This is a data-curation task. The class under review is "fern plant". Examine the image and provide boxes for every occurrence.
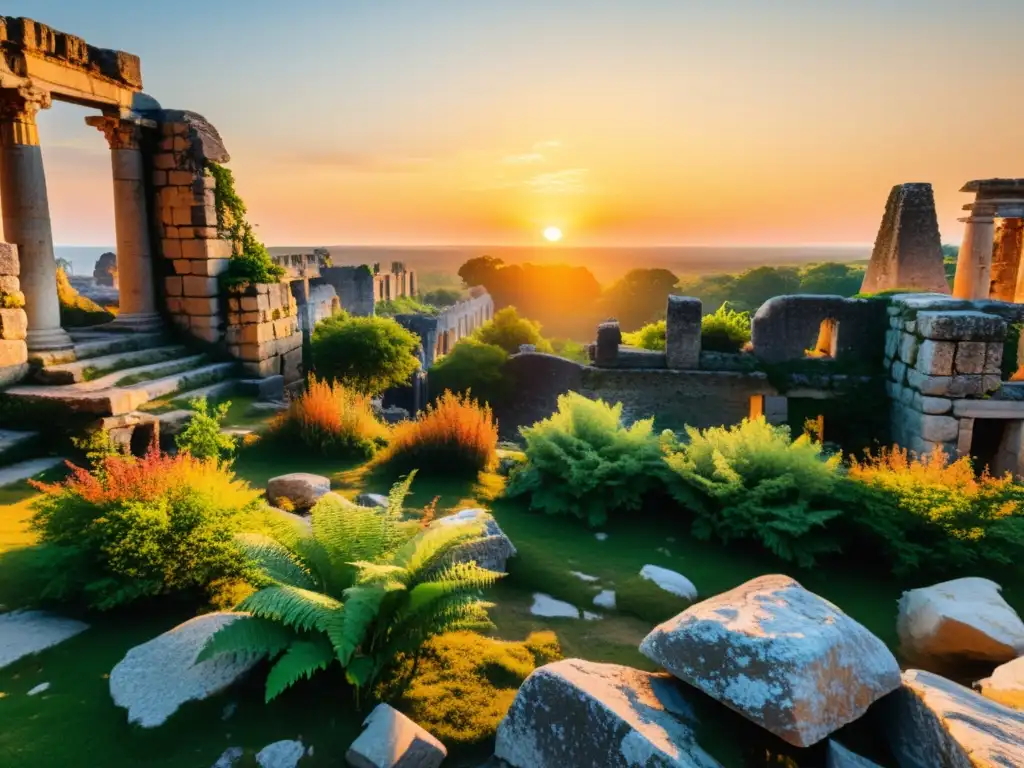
[198,472,501,704]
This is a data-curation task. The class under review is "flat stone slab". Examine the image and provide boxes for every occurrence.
[0,457,66,488]
[976,655,1024,710]
[109,612,261,728]
[530,594,579,619]
[256,740,305,768]
[347,703,447,768]
[640,565,698,601]
[0,611,89,669]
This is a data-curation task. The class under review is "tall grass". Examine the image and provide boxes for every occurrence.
[269,375,388,458]
[382,390,498,475]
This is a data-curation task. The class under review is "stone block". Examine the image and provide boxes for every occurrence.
[898,332,918,366]
[171,207,192,226]
[885,330,899,359]
[189,259,229,277]
[947,375,985,398]
[0,242,19,276]
[165,297,183,314]
[0,338,28,367]
[151,170,167,186]
[194,227,219,239]
[920,396,952,415]
[916,311,1007,342]
[0,308,27,341]
[282,347,303,385]
[906,369,950,396]
[182,276,219,297]
[273,317,295,339]
[181,297,219,316]
[240,296,259,312]
[955,342,986,375]
[168,170,193,186]
[595,321,621,366]
[164,276,183,297]
[191,205,217,227]
[171,259,192,275]
[985,343,1005,376]
[189,325,221,344]
[181,238,231,261]
[188,315,221,331]
[161,239,182,259]
[268,285,283,310]
[920,414,959,443]
[228,298,240,312]
[916,340,955,376]
[0,275,19,294]
[891,360,907,384]
[241,310,263,324]
[898,385,914,407]
[239,323,274,345]
[242,357,282,378]
[666,296,702,369]
[983,375,1001,393]
[153,152,178,170]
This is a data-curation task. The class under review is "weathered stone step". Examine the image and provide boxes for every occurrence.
[0,456,66,488]
[36,345,189,384]
[169,379,240,407]
[121,362,237,404]
[67,332,167,362]
[0,429,40,465]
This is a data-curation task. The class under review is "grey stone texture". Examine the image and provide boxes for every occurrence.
[266,473,331,511]
[315,266,375,317]
[916,311,1007,342]
[665,296,702,369]
[255,740,305,768]
[433,508,517,573]
[0,610,89,670]
[346,703,447,768]
[751,295,887,365]
[954,341,987,374]
[861,183,950,295]
[594,321,622,366]
[916,340,955,376]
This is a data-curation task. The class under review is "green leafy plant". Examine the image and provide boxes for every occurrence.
[700,303,751,353]
[311,313,421,395]
[472,307,553,355]
[549,338,590,363]
[56,267,114,327]
[176,397,236,463]
[663,417,842,566]
[198,473,501,704]
[421,288,464,307]
[208,162,285,286]
[428,339,509,405]
[622,320,666,351]
[507,393,667,525]
[375,296,439,317]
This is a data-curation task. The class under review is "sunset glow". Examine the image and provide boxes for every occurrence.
[543,226,563,243]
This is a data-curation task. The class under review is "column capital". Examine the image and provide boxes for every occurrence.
[0,86,52,147]
[85,114,149,150]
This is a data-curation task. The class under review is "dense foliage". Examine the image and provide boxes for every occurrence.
[472,307,553,355]
[176,397,235,463]
[268,376,387,458]
[208,163,285,286]
[56,267,114,327]
[507,393,667,525]
[549,337,590,363]
[428,339,510,406]
[26,448,262,609]
[383,391,499,475]
[375,296,439,317]
[664,419,843,567]
[199,476,500,703]
[421,288,464,307]
[599,268,679,331]
[700,303,751,353]
[622,320,666,351]
[311,313,421,395]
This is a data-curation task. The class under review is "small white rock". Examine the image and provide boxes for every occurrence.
[256,739,305,768]
[583,611,603,621]
[211,747,244,768]
[639,564,698,601]
[569,571,599,583]
[593,590,617,610]
[530,593,579,618]
[27,682,49,696]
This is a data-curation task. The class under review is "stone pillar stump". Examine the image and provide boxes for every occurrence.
[952,212,996,300]
[666,295,702,369]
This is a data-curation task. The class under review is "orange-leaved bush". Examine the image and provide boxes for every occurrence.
[268,375,388,458]
[26,446,262,610]
[382,390,498,475]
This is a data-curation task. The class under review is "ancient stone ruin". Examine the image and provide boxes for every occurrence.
[952,179,1024,301]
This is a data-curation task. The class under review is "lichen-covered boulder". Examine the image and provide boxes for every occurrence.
[433,508,516,573]
[110,612,261,728]
[494,658,721,767]
[976,656,1024,710]
[897,577,1024,664]
[267,473,331,511]
[346,703,446,768]
[884,669,1024,767]
[639,574,901,748]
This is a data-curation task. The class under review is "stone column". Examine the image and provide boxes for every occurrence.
[952,209,996,300]
[0,87,73,353]
[87,114,161,332]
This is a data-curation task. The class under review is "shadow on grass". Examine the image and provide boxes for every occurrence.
[335,461,505,515]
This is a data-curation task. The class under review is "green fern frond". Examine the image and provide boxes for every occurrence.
[264,635,336,702]
[391,521,486,576]
[349,562,410,585]
[196,615,294,664]
[405,563,501,615]
[387,470,418,518]
[238,584,342,633]
[311,494,404,568]
[236,533,318,590]
[330,584,388,665]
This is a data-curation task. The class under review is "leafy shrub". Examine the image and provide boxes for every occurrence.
[385,630,561,745]
[549,338,590,363]
[622,320,666,351]
[268,376,388,458]
[375,296,439,317]
[56,267,114,327]
[700,303,751,353]
[429,339,509,405]
[311,313,421,395]
[208,162,285,286]
[27,448,262,609]
[422,288,464,307]
[382,391,498,475]
[841,447,1024,576]
[199,475,500,703]
[177,397,235,463]
[507,393,667,525]
[473,307,553,355]
[663,417,842,567]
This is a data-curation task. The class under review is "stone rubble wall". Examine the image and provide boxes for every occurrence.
[751,295,887,365]
[226,283,303,385]
[0,242,29,388]
[314,266,375,317]
[292,281,340,342]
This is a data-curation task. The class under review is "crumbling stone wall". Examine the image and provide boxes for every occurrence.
[315,266,375,316]
[226,283,303,384]
[752,295,886,366]
[292,282,340,342]
[0,242,28,388]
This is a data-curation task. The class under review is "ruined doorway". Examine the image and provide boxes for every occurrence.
[969,418,1023,477]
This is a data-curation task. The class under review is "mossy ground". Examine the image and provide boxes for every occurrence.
[2,412,1022,767]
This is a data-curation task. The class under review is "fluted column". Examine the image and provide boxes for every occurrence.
[86,114,161,332]
[952,208,997,300]
[0,87,73,352]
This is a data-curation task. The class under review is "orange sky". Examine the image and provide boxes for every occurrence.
[22,0,1024,248]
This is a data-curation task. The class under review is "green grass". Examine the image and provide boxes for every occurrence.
[114,357,208,387]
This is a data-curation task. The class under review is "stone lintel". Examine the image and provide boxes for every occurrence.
[952,399,1024,419]
[961,178,1024,195]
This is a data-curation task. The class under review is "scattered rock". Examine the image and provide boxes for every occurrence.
[256,740,305,768]
[530,594,579,619]
[495,659,720,767]
[639,574,901,748]
[826,741,881,768]
[569,571,599,583]
[212,747,244,768]
[639,565,698,601]
[897,577,1024,664]
[976,655,1024,710]
[0,610,89,670]
[582,611,603,621]
[27,682,50,696]
[434,508,517,573]
[593,590,616,610]
[355,492,389,509]
[885,669,1024,767]
[109,612,262,728]
[266,473,331,511]
[93,251,117,288]
[594,532,608,541]
[346,702,447,768]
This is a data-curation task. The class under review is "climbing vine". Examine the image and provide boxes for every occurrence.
[207,162,284,286]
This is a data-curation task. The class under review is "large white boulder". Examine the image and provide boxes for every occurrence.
[495,658,721,767]
[346,703,447,768]
[434,508,516,573]
[266,473,331,511]
[639,565,698,601]
[885,669,1024,767]
[110,612,262,728]
[897,577,1024,664]
[976,656,1024,710]
[0,610,89,670]
[639,574,901,748]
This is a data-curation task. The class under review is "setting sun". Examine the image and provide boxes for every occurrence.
[543,226,563,243]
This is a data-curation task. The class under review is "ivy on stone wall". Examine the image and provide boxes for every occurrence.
[207,162,285,286]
